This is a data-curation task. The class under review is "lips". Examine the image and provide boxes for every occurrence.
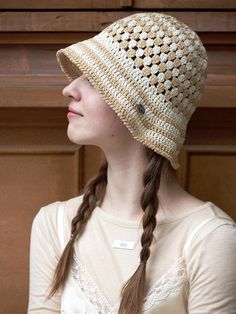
[68,105,83,116]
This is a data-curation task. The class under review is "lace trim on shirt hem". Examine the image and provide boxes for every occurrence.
[72,253,117,313]
[71,253,188,313]
[143,255,188,311]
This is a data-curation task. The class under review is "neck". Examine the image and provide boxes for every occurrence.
[99,144,184,221]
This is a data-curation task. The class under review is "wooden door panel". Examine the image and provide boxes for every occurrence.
[1,11,236,32]
[0,147,81,313]
[187,151,236,220]
[1,0,236,9]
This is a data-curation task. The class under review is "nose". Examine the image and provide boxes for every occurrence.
[62,76,82,99]
[62,83,72,98]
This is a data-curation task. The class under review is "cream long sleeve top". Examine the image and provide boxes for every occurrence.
[28,195,236,314]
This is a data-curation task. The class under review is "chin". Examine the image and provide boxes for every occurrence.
[66,128,93,146]
[66,128,82,145]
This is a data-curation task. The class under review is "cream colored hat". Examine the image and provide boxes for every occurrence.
[56,12,208,169]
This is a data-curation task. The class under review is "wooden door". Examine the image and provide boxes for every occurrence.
[0,1,236,312]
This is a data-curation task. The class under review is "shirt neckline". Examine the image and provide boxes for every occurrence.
[94,201,213,229]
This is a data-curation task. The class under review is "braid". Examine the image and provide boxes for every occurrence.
[47,159,108,299]
[70,159,108,240]
[118,150,166,314]
[140,155,164,262]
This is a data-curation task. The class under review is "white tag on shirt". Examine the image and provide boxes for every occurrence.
[112,240,135,250]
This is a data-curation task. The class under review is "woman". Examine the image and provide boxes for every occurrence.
[28,12,236,313]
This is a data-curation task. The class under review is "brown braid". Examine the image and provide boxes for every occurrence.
[117,150,166,314]
[47,147,172,314]
[46,159,108,299]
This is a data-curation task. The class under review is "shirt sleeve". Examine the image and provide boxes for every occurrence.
[188,222,236,314]
[28,202,62,314]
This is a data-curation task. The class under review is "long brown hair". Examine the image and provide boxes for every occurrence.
[47,146,174,313]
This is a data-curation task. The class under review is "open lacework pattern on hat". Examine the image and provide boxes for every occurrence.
[71,252,188,313]
[105,13,207,115]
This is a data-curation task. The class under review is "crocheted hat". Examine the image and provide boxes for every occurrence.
[56,12,208,169]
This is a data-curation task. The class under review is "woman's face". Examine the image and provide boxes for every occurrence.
[62,73,132,149]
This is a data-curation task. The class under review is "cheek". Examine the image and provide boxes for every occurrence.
[93,107,117,132]
[84,94,128,135]
[101,108,128,137]
[86,97,116,124]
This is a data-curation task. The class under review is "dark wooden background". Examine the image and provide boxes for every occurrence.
[0,1,236,313]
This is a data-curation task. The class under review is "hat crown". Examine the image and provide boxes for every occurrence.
[102,12,208,110]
